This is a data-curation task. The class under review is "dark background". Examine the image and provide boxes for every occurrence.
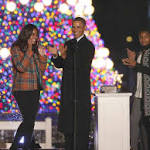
[92,0,149,68]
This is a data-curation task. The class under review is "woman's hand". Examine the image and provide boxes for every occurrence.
[27,39,32,50]
[122,58,136,67]
[38,45,46,56]
[122,58,130,65]
[127,48,136,61]
[27,39,33,56]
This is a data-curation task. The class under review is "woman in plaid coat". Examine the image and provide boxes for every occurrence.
[10,24,47,150]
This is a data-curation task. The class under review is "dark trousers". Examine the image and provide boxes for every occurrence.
[64,132,89,150]
[10,90,40,149]
[130,98,142,150]
[140,116,150,150]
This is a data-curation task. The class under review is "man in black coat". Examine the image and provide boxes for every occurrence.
[50,17,95,150]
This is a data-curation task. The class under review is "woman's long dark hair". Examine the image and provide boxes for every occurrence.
[12,24,39,52]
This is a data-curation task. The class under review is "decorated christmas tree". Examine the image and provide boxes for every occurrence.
[0,0,122,114]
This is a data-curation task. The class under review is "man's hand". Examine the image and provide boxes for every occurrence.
[59,44,67,59]
[48,46,58,57]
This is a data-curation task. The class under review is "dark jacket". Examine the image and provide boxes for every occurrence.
[52,35,95,134]
[134,48,150,116]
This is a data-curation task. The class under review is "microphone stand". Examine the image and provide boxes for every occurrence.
[73,40,78,150]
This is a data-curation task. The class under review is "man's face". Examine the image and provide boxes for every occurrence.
[139,31,150,46]
[72,21,86,39]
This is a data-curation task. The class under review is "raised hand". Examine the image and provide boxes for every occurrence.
[27,39,33,52]
[47,45,58,57]
[122,58,129,65]
[127,48,136,61]
[59,44,67,59]
[38,45,46,56]
[122,57,136,67]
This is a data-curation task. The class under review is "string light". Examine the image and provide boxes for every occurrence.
[19,0,29,5]
[42,0,52,6]
[0,0,122,113]
[6,1,16,12]
[34,2,44,12]
[66,0,77,6]
[0,48,10,60]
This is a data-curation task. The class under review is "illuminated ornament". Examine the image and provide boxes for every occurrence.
[0,48,10,60]
[6,1,16,12]
[66,0,77,6]
[78,0,86,5]
[95,47,110,58]
[77,0,92,8]
[86,0,92,5]
[75,4,84,16]
[105,58,114,69]
[112,71,123,85]
[58,3,69,14]
[34,2,44,12]
[84,5,95,15]
[42,0,52,6]
[19,0,29,5]
[117,74,123,84]
[92,58,106,69]
[126,35,133,42]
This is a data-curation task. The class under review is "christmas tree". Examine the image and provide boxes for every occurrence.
[0,0,122,114]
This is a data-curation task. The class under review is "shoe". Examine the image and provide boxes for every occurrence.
[31,143,41,148]
[9,145,18,150]
[9,146,27,150]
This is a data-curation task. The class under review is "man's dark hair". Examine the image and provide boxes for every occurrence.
[73,17,86,26]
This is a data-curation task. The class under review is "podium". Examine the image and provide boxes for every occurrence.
[96,93,131,150]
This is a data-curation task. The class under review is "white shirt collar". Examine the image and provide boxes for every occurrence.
[76,34,84,42]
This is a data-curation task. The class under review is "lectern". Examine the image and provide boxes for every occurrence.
[96,93,131,150]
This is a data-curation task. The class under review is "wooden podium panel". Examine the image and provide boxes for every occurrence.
[96,93,131,150]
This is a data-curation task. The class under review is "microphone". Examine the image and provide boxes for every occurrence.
[32,41,39,54]
[71,39,78,52]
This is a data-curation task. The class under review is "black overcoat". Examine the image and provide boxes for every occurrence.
[52,35,95,134]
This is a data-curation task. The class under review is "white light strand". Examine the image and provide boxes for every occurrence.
[34,2,44,12]
[42,0,52,6]
[19,0,29,5]
[6,1,16,12]
[0,48,11,60]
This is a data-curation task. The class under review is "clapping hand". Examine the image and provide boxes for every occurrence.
[47,44,67,59]
[27,39,33,54]
[38,45,46,56]
[59,44,67,59]
[122,48,136,67]
[127,48,136,61]
[47,45,58,57]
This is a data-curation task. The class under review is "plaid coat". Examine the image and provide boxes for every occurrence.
[11,46,47,91]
